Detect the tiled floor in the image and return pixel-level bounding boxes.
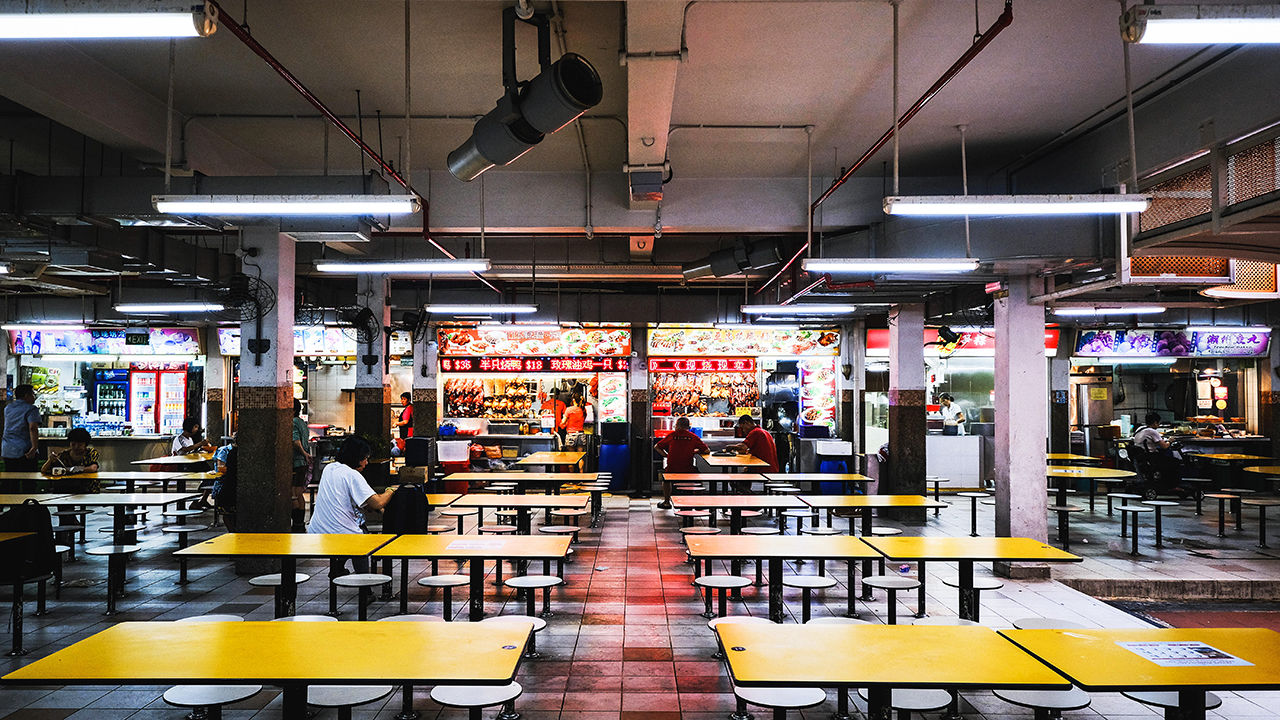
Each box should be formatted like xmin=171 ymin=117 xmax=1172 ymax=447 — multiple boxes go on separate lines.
xmin=2 ymin=489 xmax=1280 ymax=718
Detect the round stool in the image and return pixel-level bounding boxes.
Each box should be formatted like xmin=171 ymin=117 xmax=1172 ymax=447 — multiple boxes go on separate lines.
xmin=85 ymin=544 xmax=141 ymax=616
xmin=862 ymin=575 xmax=920 ymax=625
xmin=805 ymin=616 xmax=871 ymax=625
xmin=939 ymin=575 xmax=1003 ymax=622
xmin=869 ymin=526 xmax=903 ymax=536
xmin=1205 ymin=493 xmax=1241 ymax=538
xmin=857 ymin=688 xmax=951 ymax=716
xmin=1106 ymin=492 xmax=1142 ymax=516
xmin=1242 ymin=497 xmax=1280 ymax=548
xmin=734 ymin=685 xmax=825 ymax=719
xmin=272 ymin=614 xmax=336 ymax=621
xmin=549 ymin=508 xmax=589 ymax=527
xmin=163 ymin=685 xmax=261 ymax=720
xmin=379 ymin=614 xmax=443 ymax=622
xmin=675 ymin=509 xmax=711 ymax=527
xmin=331 ymin=573 xmax=391 ymax=621
xmin=504 ymin=574 xmax=563 ymax=618
xmin=957 ymin=492 xmax=990 ymax=536
xmin=1123 ymin=690 xmax=1222 ymax=714
xmin=478 ymin=524 xmax=518 ymax=534
xmin=781 ymin=575 xmax=837 ymax=623
xmin=430 ymin=682 xmax=522 ymax=720
xmin=248 ymin=572 xmax=311 ymax=620
xmin=538 ymin=524 xmax=581 ymax=544
xmin=439 ymin=507 xmax=479 ymax=534
xmin=482 ymin=615 xmax=548 ymax=659
xmin=417 ymin=574 xmax=470 ymax=621
xmin=995 ymin=687 xmax=1091 ymax=718
xmin=1141 ymin=499 xmax=1179 ymax=548
xmin=306 ymin=685 xmax=395 ymax=720
xmin=174 ymin=614 xmax=243 ymax=623
xmin=741 ymin=526 xmax=780 ymax=535
xmin=1012 ymin=617 xmax=1085 ymax=630
xmin=1221 ymin=488 xmax=1257 ymax=531
xmin=693 ymin=575 xmax=752 ymax=619
xmin=162 ymin=525 xmax=207 ymax=585
xmin=780 ymin=509 xmax=811 ymax=533
xmin=911 ymin=616 xmax=981 ymax=626
xmin=1117 ymin=504 xmax=1154 ymax=555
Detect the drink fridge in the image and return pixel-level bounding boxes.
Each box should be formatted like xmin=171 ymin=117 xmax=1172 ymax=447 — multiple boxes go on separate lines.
xmin=93 ymin=369 xmax=129 ymax=420
xmin=129 ymin=366 xmax=188 ymax=435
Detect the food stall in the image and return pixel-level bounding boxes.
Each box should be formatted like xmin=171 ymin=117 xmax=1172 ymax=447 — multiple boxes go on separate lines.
xmin=1070 ymin=326 xmax=1271 ymax=456
xmin=436 ymin=325 xmax=631 ymax=469
xmin=6 ymin=326 xmax=203 ymax=465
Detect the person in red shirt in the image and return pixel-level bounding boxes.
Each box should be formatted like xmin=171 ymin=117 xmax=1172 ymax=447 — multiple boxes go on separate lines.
xmin=728 ymin=415 xmax=779 ymax=473
xmin=539 ymin=391 xmax=567 ymax=441
xmin=563 ymin=394 xmax=587 ymax=444
xmin=654 ymin=417 xmax=709 ymax=509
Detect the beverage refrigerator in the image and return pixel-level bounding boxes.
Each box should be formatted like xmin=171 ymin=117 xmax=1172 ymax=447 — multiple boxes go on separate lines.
xmin=93 ymin=369 xmax=129 ymax=420
xmin=129 ymin=366 xmax=188 ymax=435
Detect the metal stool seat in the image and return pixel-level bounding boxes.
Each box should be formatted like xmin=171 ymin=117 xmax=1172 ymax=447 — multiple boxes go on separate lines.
xmin=738 ymin=509 xmax=764 ymax=519
xmin=1221 ymin=488 xmax=1256 ymax=532
xmin=693 ymin=575 xmax=752 ymax=618
xmin=1011 ymin=617 xmax=1085 ymax=630
xmin=1118 ymin=504 xmax=1155 ymax=555
xmin=175 ymin=614 xmax=244 ymax=623
xmin=734 ymin=685 xmax=826 ymax=716
xmin=741 ymin=526 xmax=780 ymax=535
xmin=675 ymin=509 xmax=710 ymax=518
xmin=504 ymin=574 xmax=563 ymax=619
xmin=940 ymin=576 xmax=1003 ymax=591
xmin=679 ymin=526 xmax=721 ymax=536
xmin=439 ymin=507 xmax=478 ymax=534
xmin=782 ymin=574 xmax=837 ymax=623
xmin=1123 ymin=691 xmax=1222 ymax=712
xmin=1141 ymin=499 xmax=1179 ymax=548
xmin=332 ymin=573 xmax=392 ymax=621
xmin=378 ymin=614 xmax=443 ymax=622
xmin=1047 ymin=504 xmax=1083 ymax=549
xmin=862 ymin=574 xmax=920 ymax=625
xmin=85 ymin=544 xmax=141 ymax=615
xmin=1242 ymin=497 xmax=1280 ymax=548
xmin=911 ymin=616 xmax=981 ymax=626
xmin=424 ymin=523 xmax=454 ymax=533
xmin=857 ymin=687 xmax=951 ymax=712
xmin=1106 ymin=492 xmax=1142 ymax=515
xmin=799 ymin=526 xmax=841 ymax=536
xmin=417 ymin=574 xmax=470 ymax=621
xmin=805 ymin=616 xmax=872 ymax=624
xmin=430 ymin=682 xmax=523 ymax=720
xmin=549 ymin=508 xmax=589 ymax=524
xmin=869 ymin=526 xmax=903 ymax=536
xmin=1205 ymin=492 xmax=1241 ymax=538
xmin=479 ymin=524 xmax=517 ymax=535
xmin=995 ymin=687 xmax=1091 ymax=717
xmin=306 ymin=685 xmax=395 ymax=720
xmin=162 ymin=525 xmax=208 ymax=585
xmin=162 ymin=509 xmax=205 ymax=519
xmin=163 ymin=685 xmax=261 ymax=720
xmin=271 ymin=614 xmax=336 ymax=621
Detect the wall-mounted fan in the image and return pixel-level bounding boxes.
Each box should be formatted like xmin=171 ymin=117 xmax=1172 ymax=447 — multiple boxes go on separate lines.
xmin=210 ymin=273 xmax=277 ymax=366
xmin=338 ymin=306 xmax=383 ymax=373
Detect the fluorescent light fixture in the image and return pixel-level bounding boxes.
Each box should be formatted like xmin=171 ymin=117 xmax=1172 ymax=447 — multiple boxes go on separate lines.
xmin=477 ymin=323 xmax=563 ymax=332
xmin=314 ymin=259 xmax=490 ymax=274
xmin=803 ymin=257 xmax=980 ymax=273
xmin=1078 ymin=357 xmax=1180 ymax=366
xmin=1122 ymin=3 xmax=1280 ymax=44
xmin=154 ymin=194 xmax=420 ymax=216
xmin=0 ymin=3 xmax=216 ymax=39
xmin=740 ymin=304 xmax=858 ymax=316
xmin=115 ymin=302 xmax=223 ymax=314
xmin=1201 ymin=286 xmax=1280 ymax=300
xmin=2 ymin=323 xmax=86 ymax=331
xmin=1187 ymin=326 xmax=1271 ymax=334
xmin=0 ymin=262 xmax=9 ymax=274
xmin=424 ymin=304 xmax=539 ymax=315
xmin=1052 ymin=306 xmax=1166 ymax=316
xmin=883 ymin=194 xmax=1151 ymax=216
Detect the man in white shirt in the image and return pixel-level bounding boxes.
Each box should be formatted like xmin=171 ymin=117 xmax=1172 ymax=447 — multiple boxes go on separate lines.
xmin=1133 ymin=412 xmax=1170 ymax=452
xmin=308 ymin=436 xmax=394 ymax=577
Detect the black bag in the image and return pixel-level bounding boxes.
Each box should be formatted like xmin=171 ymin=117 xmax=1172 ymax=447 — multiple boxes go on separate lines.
xmin=0 ymin=499 xmax=57 ymax=582
xmin=381 ymin=483 xmax=430 ymax=534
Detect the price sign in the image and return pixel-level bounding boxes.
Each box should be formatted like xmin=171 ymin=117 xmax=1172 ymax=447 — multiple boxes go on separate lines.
xmin=440 ymin=356 xmax=628 ymax=373
xmin=647 ymin=357 xmax=756 ymax=373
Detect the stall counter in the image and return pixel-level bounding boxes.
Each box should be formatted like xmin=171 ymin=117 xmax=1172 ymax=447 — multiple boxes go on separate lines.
xmin=38 ymin=435 xmax=175 ymax=468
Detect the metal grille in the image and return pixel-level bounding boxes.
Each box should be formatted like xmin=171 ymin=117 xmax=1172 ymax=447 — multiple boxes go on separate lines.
xmin=1227 ymin=139 xmax=1278 ymax=205
xmin=1229 ymin=260 xmax=1277 ymax=293
xmin=1139 ymin=167 xmax=1211 ymax=232
xmin=1128 ymin=256 xmax=1230 ymax=278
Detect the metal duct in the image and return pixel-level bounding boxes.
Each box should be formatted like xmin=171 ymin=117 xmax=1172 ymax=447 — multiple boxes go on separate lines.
xmin=682 ymin=238 xmax=785 ymax=280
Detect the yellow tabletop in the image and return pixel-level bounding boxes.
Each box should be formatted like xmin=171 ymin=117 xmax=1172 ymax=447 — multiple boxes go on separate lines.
xmin=1045 ymin=465 xmax=1136 ymax=480
xmin=515 ymin=451 xmax=585 ymax=466
xmin=175 ymin=532 xmax=393 ymax=558
xmin=1001 ymin=628 xmax=1280 ymax=692
xmin=865 ymin=536 xmax=1083 ymax=563
xmin=799 ymin=494 xmax=934 ymax=509
xmin=445 ymin=472 xmax=599 ymax=483
xmin=54 ymin=492 xmax=202 ymax=507
xmin=373 ymin=533 xmax=571 ymax=560
xmin=1198 ymin=453 xmax=1273 ymax=462
xmin=449 ymin=494 xmax=589 ymax=510
xmin=1244 ymin=466 xmax=1280 ymax=476
xmin=663 ymin=473 xmax=766 ymax=482
xmin=2 ymin=621 xmax=530 ymax=685
xmin=763 ymin=473 xmax=872 ymax=483
xmin=171 ymin=471 xmax=223 ymax=482
xmin=1046 ymin=453 xmax=1102 ymax=463
xmin=0 ymin=471 xmax=181 ymax=481
xmin=686 ymin=534 xmax=880 ymax=561
xmin=0 ymin=493 xmax=72 ymax=505
xmin=132 ymin=452 xmax=216 ymax=465
xmin=700 ymin=453 xmax=771 ymax=468
xmin=671 ymin=494 xmax=809 ymax=510
xmin=427 ymin=493 xmax=461 ymax=506
xmin=718 ymin=624 xmax=1068 ymax=689
xmin=0 ymin=532 xmax=33 ymax=544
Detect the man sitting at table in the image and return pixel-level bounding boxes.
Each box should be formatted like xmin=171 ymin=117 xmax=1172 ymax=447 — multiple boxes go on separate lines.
xmin=172 ymin=418 xmax=215 ymax=456
xmin=654 ymin=417 xmax=709 ymax=509
xmin=41 ymin=427 xmax=101 ymax=492
xmin=308 ymin=435 xmax=395 ymax=578
xmin=1133 ymin=411 xmax=1182 ymax=487
xmin=727 ymin=415 xmax=779 ymax=473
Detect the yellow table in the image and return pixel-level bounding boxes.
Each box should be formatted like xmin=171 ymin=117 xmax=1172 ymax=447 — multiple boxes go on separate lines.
xmin=699 ymin=453 xmax=771 ymax=476
xmin=1244 ymin=465 xmax=1280 ymax=476
xmin=449 ymin=493 xmax=589 ymax=534
xmin=763 ymin=473 xmax=872 ymax=493
xmin=1002 ymin=627 xmax=1280 ymax=720
xmin=514 ymin=451 xmax=585 ymax=471
xmin=799 ymin=494 xmax=941 ymax=535
xmin=1194 ymin=453 xmax=1273 ymax=491
xmin=662 ymin=472 xmax=765 ymax=496
xmin=865 ymin=536 xmax=1082 ymax=621
xmin=1045 ymin=465 xmax=1136 ymax=511
xmin=131 ymin=451 xmax=216 ymax=466
xmin=167 ymin=470 xmax=223 ymax=492
xmin=176 ymin=533 xmax=394 ymax=617
xmin=718 ymin=623 xmax=1069 ymax=719
xmin=374 ymin=534 xmax=572 ymax=620
xmin=2 ymin=621 xmax=532 ymax=720
xmin=687 ymin=535 xmax=880 ymax=621
xmin=445 ymin=472 xmax=598 ymax=495
xmin=671 ymin=494 xmax=809 ymax=533
xmin=1046 ymin=453 xmax=1102 ymax=464
xmin=0 ymin=470 xmax=186 ymax=493
xmin=0 ymin=493 xmax=71 ymax=505
xmin=0 ymin=532 xmax=31 ymax=543
xmin=427 ymin=493 xmax=461 ymax=507
xmin=56 ymin=492 xmax=202 ymax=543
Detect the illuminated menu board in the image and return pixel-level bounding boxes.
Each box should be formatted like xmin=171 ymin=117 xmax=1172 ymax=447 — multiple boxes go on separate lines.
xmin=8 ymin=328 xmax=200 ymax=355
xmin=647 ymin=357 xmax=756 ymax=373
xmin=440 ymin=356 xmax=630 ymax=373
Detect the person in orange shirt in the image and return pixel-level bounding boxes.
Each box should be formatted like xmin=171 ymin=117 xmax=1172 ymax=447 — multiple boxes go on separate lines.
xmin=563 ymin=394 xmax=588 ymax=449
xmin=539 ymin=390 xmax=567 ymax=441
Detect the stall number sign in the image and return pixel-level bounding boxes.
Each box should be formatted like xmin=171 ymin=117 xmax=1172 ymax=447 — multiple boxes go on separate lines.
xmin=440 ymin=356 xmax=629 ymax=373
xmin=648 ymin=357 xmax=756 ymax=373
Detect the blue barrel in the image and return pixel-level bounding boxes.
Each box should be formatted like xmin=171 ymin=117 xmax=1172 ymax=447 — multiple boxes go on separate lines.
xmin=818 ymin=459 xmax=847 ymax=494
xmin=599 ymin=443 xmax=631 ymax=491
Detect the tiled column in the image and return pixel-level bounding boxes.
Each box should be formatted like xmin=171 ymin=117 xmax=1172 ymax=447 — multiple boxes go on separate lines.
xmin=1264 ymin=335 xmax=1280 ymax=459
xmin=1048 ymin=354 xmax=1071 ymax=453
xmin=353 ymin=274 xmax=392 ymax=454
xmin=0 ymin=309 xmax=9 ymax=440
xmin=886 ymin=304 xmax=926 ymax=521
xmin=234 ymin=224 xmax=295 ymax=534
xmin=630 ymin=324 xmax=649 ymax=494
xmin=842 ymin=320 xmax=865 ymax=459
xmin=205 ymin=326 xmax=226 ymax=441
xmin=412 ymin=326 xmax=437 ymax=438
xmin=994 ymin=276 xmax=1050 ymax=570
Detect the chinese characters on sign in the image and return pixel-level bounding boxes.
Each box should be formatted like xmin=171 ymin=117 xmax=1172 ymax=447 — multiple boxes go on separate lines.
xmin=440 ymin=357 xmax=629 ymax=373
xmin=647 ymin=358 xmax=756 ymax=373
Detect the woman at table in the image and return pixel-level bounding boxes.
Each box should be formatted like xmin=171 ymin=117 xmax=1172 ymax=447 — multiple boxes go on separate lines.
xmin=172 ymin=418 xmax=215 ymax=456
xmin=41 ymin=427 xmax=101 ymax=492
xmin=308 ymin=435 xmax=395 ymax=578
xmin=654 ymin=417 xmax=709 ymax=509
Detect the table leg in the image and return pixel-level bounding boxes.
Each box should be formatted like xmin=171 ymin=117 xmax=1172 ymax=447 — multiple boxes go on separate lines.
xmin=399 ymin=558 xmax=410 ymax=615
xmin=1178 ymin=689 xmax=1207 ymax=720
xmin=767 ymin=558 xmax=783 ymax=623
xmin=1088 ymin=481 xmax=1096 ymax=513
xmin=866 ymin=686 xmax=892 ymax=720
xmin=845 ymin=560 xmax=859 ymax=618
xmin=281 ymin=684 xmax=307 ymax=720
xmin=833 ymin=686 xmax=852 ymax=720
xmin=8 ymin=581 xmax=25 ymax=656
xmin=469 ymin=558 xmax=485 ymax=621
xmin=729 ymin=509 xmax=743 ymax=598
xmin=279 ymin=557 xmax=298 ymax=618
xmin=916 ymin=560 xmax=927 ymax=618
xmin=957 ymin=560 xmax=976 ymax=621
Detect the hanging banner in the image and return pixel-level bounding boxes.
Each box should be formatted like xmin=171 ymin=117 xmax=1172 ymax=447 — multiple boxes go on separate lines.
xmin=438 ymin=327 xmax=631 ymax=357
xmin=866 ymin=328 xmax=1060 ymax=356
xmin=1074 ymin=328 xmax=1269 ymax=358
xmin=646 ymin=327 xmax=840 ymax=356
xmin=8 ymin=328 xmax=200 ymax=355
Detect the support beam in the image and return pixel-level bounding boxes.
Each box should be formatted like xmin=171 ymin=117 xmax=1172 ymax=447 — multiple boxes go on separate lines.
xmin=886 ymin=304 xmax=926 ymax=522
xmin=353 ymin=275 xmax=392 ymax=479
xmin=205 ymin=327 xmax=227 ymax=442
xmin=412 ymin=330 xmax=437 ymax=440
xmin=623 ymin=0 xmax=685 ymax=209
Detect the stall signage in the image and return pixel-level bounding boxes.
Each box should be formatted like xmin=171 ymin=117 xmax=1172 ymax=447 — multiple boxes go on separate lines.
xmin=438 ymin=327 xmax=631 ymax=357
xmin=866 ymin=328 xmax=1060 ymax=356
xmin=440 ymin=356 xmax=629 ymax=373
xmin=1075 ymin=328 xmax=1270 ymax=357
xmin=8 ymin=328 xmax=200 ymax=355
xmin=217 ymin=327 xmax=359 ymax=357
xmin=1192 ymin=329 xmax=1269 ymax=357
xmin=647 ymin=357 xmax=756 ymax=373
xmin=647 ymin=327 xmax=839 ymax=356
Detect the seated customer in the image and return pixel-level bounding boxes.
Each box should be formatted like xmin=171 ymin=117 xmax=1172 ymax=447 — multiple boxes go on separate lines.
xmin=726 ymin=415 xmax=779 ymax=473
xmin=1133 ymin=411 xmax=1181 ymax=487
xmin=308 ymin=435 xmax=395 ymax=578
xmin=41 ymin=428 xmax=101 ymax=492
xmin=1133 ymin=412 xmax=1170 ymax=452
xmin=172 ymin=417 xmax=215 ymax=456
xmin=654 ymin=417 xmax=709 ymax=509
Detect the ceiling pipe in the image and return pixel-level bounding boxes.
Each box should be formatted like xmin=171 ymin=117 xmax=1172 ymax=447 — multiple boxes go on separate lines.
xmin=204 ymin=0 xmax=499 ymax=293
xmin=777 ymin=274 xmax=876 ymax=305
xmin=755 ymin=0 xmax=1014 ymax=298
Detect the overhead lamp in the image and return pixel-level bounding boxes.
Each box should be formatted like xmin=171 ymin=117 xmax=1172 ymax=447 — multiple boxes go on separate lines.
xmin=740 ymin=304 xmax=859 ymax=316
xmin=0 ymin=261 xmax=9 ymax=273
xmin=883 ymin=194 xmax=1151 ymax=216
xmin=1052 ymin=306 xmax=1166 ymax=316
xmin=447 ymin=8 xmax=602 ymax=181
xmin=802 ymin=258 xmax=980 ymax=273
xmin=937 ymin=326 xmax=962 ymax=344
xmin=1187 ymin=326 xmax=1271 ymax=334
xmin=1082 ymin=357 xmax=1180 ymax=366
xmin=153 ymin=194 xmax=420 ymax=216
xmin=115 ymin=302 xmax=223 ymax=314
xmin=2 ymin=323 xmax=87 ymax=331
xmin=424 ymin=304 xmax=539 ymax=315
xmin=0 ymin=1 xmax=216 ymax=39
xmin=1122 ymin=3 xmax=1280 ymax=44
xmin=314 ymin=259 xmax=490 ymax=275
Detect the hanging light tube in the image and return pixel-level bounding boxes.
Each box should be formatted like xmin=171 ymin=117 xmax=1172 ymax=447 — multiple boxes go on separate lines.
xmin=115 ymin=302 xmax=224 ymax=314
xmin=802 ymin=258 xmax=979 ymax=273
xmin=1052 ymin=305 xmax=1167 ymax=316
xmin=314 ymin=259 xmax=490 ymax=274
xmin=154 ymin=194 xmax=420 ymax=216
xmin=883 ymin=194 xmax=1151 ymax=216
xmin=424 ymin=304 xmax=539 ymax=315
xmin=0 ymin=2 xmax=216 ymax=39
xmin=740 ymin=304 xmax=858 ymax=316
xmin=1122 ymin=4 xmax=1280 ymax=44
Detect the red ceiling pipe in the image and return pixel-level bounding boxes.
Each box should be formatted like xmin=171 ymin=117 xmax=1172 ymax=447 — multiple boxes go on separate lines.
xmin=756 ymin=0 xmax=1013 ymax=298
xmin=778 ymin=274 xmax=876 ymax=305
xmin=206 ymin=1 xmax=500 ymax=293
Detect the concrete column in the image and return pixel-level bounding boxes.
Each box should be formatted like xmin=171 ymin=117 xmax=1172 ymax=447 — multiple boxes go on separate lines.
xmin=412 ymin=326 xmax=437 ymax=438
xmin=1048 ymin=353 xmax=1071 ymax=453
xmin=630 ymin=324 xmax=650 ymax=494
xmin=234 ymin=224 xmax=295 ymax=534
xmin=842 ymin=320 xmax=865 ymax=458
xmin=0 ymin=306 xmax=9 ymax=440
xmin=205 ymin=326 xmax=227 ymax=441
xmin=886 ymin=304 xmax=926 ymax=521
xmin=994 ymin=275 xmax=1049 ymax=557
xmin=353 ymin=274 xmax=391 ymax=455
xmin=1263 ymin=333 xmax=1280 ymax=459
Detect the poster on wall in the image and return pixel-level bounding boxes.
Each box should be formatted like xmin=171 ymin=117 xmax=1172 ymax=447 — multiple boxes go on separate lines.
xmin=8 ymin=328 xmax=200 ymax=355
xmin=438 ymin=327 xmax=631 ymax=357
xmin=866 ymin=328 xmax=1060 ymax=356
xmin=1074 ymin=328 xmax=1269 ymax=357
xmin=647 ymin=327 xmax=840 ymax=357
xmin=216 ymin=327 xmax=359 ymax=356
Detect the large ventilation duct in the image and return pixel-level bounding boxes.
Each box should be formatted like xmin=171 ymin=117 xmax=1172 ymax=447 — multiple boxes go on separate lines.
xmin=682 ymin=239 xmax=785 ymax=280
